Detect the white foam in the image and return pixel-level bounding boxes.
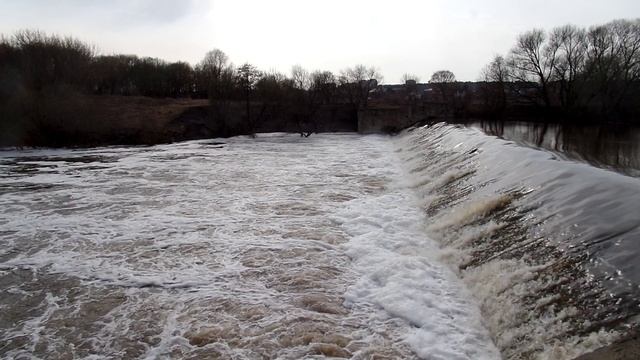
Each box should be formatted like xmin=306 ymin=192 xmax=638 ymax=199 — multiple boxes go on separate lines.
xmin=396 ymin=124 xmax=631 ymax=359
xmin=0 ymin=134 xmax=498 ymax=358
xmin=334 ymin=139 xmax=500 ymax=360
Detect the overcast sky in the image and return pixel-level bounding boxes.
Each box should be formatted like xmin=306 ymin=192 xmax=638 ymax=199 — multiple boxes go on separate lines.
xmin=1 ymin=0 xmax=639 ymax=82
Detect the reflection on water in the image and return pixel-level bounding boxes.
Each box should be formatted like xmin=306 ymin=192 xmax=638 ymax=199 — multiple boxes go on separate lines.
xmin=468 ymin=121 xmax=640 ymax=177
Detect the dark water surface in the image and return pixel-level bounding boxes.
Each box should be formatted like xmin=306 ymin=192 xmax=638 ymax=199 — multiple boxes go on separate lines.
xmin=468 ymin=120 xmax=640 ymax=177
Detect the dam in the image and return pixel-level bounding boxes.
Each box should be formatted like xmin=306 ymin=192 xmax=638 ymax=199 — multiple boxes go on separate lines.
xmin=1 ymin=124 xmax=638 ymax=359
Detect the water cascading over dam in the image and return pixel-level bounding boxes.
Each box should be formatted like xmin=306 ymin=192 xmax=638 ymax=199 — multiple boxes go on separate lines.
xmin=395 ymin=123 xmax=640 ymax=358
xmin=0 ymin=125 xmax=638 ymax=359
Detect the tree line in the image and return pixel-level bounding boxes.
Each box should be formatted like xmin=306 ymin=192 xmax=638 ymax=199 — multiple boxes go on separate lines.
xmin=0 ymin=29 xmax=386 ymax=142
xmin=480 ymin=19 xmax=640 ymax=119
xmin=0 ymin=29 xmax=383 ymax=106
xmin=1 ymin=20 xmax=639 ymax=146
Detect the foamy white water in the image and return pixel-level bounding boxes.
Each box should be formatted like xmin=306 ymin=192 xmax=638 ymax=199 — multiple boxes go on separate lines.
xmin=392 ymin=124 xmax=640 ymax=359
xmin=0 ymin=133 xmax=498 ymax=359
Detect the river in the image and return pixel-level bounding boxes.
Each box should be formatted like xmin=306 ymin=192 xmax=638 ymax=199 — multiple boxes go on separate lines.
xmin=1 ymin=126 xmax=638 ymax=359
xmin=0 ymin=134 xmax=496 ymax=359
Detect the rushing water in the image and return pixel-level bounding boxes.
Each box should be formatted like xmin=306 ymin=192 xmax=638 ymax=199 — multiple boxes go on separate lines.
xmin=468 ymin=120 xmax=640 ymax=177
xmin=1 ymin=127 xmax=638 ymax=359
xmin=0 ymin=134 xmax=497 ymax=359
xmin=398 ymin=123 xmax=640 ymax=359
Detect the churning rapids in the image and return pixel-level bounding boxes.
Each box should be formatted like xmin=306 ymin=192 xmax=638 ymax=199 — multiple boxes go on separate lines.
xmin=0 ymin=124 xmax=638 ymax=359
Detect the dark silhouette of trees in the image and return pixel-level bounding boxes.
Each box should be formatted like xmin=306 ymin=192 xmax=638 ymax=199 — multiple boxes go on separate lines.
xmin=482 ymin=19 xmax=640 ymax=119
xmin=310 ymin=70 xmax=337 ymax=105
xmin=195 ymin=49 xmax=232 ymax=99
xmin=4 ymin=19 xmax=638 ymax=146
xmin=131 ymin=57 xmax=168 ymax=97
xmin=0 ymin=30 xmax=97 ymax=145
xmin=430 ymin=70 xmax=456 ymax=84
xmin=583 ymin=19 xmax=640 ymax=114
xmin=550 ymin=25 xmax=588 ymax=110
xmin=429 ymin=70 xmax=456 ymax=114
xmin=236 ymin=63 xmax=262 ymax=134
xmin=91 ymin=55 xmax=194 ymax=97
xmin=255 ymin=70 xmax=291 ymax=117
xmin=507 ymin=29 xmax=557 ymax=108
xmin=402 ymin=73 xmax=421 ymax=83
xmin=199 ymin=49 xmax=228 ymax=79
xmin=338 ymin=64 xmax=383 ymax=109
xmin=480 ymin=55 xmax=510 ymax=113
xmin=92 ymin=55 xmax=136 ymax=95
xmin=481 ymin=55 xmax=509 ymax=84
xmin=287 ymin=66 xmax=338 ymax=136
xmin=291 ymin=65 xmax=311 ymax=91
xmin=3 ymin=31 xmax=197 ymax=99
xmin=0 ymin=29 xmax=379 ymax=144
xmin=4 ymin=30 xmax=95 ymax=92
xmin=165 ymin=62 xmax=193 ymax=97
xmin=194 ymin=49 xmax=238 ymax=135
xmin=290 ymin=65 xmax=316 ymax=136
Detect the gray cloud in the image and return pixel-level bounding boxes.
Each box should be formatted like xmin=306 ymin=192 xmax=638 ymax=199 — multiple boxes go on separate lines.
xmin=109 ymin=0 xmax=210 ymax=26
xmin=1 ymin=0 xmax=209 ymax=29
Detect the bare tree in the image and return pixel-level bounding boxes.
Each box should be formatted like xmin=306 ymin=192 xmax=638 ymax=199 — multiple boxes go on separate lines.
xmin=402 ymin=73 xmax=421 ymax=83
xmin=166 ymin=61 xmax=193 ymax=97
xmin=253 ymin=70 xmax=291 ymax=132
xmin=477 ymin=20 xmax=640 ymax=117
xmin=199 ymin=49 xmax=228 ymax=76
xmin=338 ymin=64 xmax=383 ymax=109
xmin=255 ymin=70 xmax=289 ymax=102
xmin=549 ymin=25 xmax=588 ymax=110
xmin=480 ymin=55 xmax=510 ymax=112
xmin=429 ymin=70 xmax=458 ymax=116
xmin=196 ymin=49 xmax=231 ymax=99
xmin=291 ymin=66 xmax=333 ymax=136
xmin=237 ymin=63 xmax=262 ymax=134
xmin=584 ymin=19 xmax=640 ymax=112
xmin=310 ymin=70 xmax=337 ymax=104
xmin=429 ymin=70 xmax=456 ymax=83
xmin=341 ymin=64 xmax=383 ymax=83
xmin=11 ymin=29 xmax=95 ymax=91
xmin=613 ymin=19 xmax=640 ymax=109
xmin=507 ymin=29 xmax=559 ymax=108
xmin=291 ymin=65 xmax=311 ymax=91
xmin=481 ymin=55 xmax=509 ymax=83
xmin=429 ymin=70 xmax=456 ymax=104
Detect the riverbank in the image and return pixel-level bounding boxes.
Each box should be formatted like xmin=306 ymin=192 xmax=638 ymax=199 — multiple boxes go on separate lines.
xmin=0 ymin=95 xmax=360 ymax=148
xmin=0 ymin=95 xmax=210 ymax=148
